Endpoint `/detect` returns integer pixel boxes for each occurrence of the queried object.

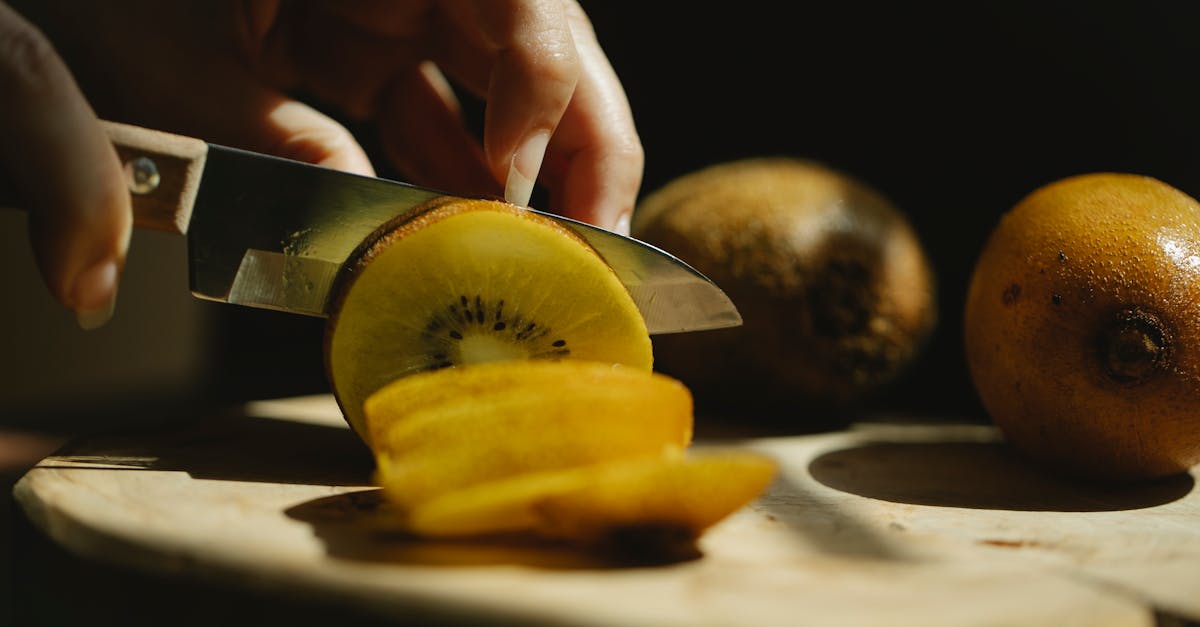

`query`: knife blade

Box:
[2,121,741,334]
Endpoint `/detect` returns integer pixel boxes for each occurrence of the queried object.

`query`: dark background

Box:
[8,3,1200,625]
[206,2,1200,419]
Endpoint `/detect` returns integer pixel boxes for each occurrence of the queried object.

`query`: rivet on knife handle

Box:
[102,121,208,235]
[0,120,209,235]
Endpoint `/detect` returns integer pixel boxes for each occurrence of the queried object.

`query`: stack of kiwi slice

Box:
[364,360,776,545]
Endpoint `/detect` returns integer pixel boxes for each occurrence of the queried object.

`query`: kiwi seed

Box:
[418,294,570,370]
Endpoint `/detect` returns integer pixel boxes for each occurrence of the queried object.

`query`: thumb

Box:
[0,3,131,329]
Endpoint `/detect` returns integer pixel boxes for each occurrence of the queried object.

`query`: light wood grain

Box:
[0,122,207,233]
[103,121,208,234]
[14,396,1200,626]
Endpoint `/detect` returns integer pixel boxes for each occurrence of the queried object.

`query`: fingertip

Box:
[504,130,550,207]
[613,212,631,236]
[25,134,133,311]
[77,161,132,330]
[72,258,118,330]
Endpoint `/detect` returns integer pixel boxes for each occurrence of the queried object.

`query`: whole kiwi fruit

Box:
[633,158,937,418]
[964,172,1200,481]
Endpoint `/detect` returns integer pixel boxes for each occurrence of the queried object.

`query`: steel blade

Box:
[187,145,441,314]
[534,210,742,334]
[188,145,741,333]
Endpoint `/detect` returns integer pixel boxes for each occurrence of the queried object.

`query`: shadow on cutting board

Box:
[40,413,376,487]
[285,489,703,571]
[808,441,1195,512]
[37,411,705,571]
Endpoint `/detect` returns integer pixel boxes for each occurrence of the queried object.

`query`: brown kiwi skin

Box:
[964,173,1200,481]
[633,158,937,422]
[322,197,595,427]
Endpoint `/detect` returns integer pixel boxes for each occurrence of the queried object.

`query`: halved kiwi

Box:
[326,198,654,441]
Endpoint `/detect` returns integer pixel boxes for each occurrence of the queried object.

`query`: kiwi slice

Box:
[405,450,778,542]
[366,360,694,508]
[326,198,654,441]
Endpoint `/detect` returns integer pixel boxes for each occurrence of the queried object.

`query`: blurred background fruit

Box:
[633,158,936,421]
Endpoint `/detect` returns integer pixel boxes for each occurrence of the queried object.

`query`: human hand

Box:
[0,1,131,329]
[5,0,644,328]
[234,0,645,231]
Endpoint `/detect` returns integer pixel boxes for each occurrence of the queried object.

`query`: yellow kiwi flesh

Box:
[367,360,694,508]
[361,359,776,542]
[406,450,778,540]
[326,199,653,442]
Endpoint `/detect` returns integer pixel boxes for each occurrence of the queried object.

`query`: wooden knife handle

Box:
[104,121,209,234]
[0,120,209,235]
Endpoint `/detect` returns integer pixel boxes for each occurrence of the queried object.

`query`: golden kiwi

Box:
[362,359,777,544]
[366,360,693,509]
[406,449,778,542]
[965,172,1200,481]
[325,198,653,442]
[633,158,937,415]
[324,199,778,547]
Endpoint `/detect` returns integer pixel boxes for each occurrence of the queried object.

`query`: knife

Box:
[1,121,740,334]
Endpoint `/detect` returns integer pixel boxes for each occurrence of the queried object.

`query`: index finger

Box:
[442,0,581,207]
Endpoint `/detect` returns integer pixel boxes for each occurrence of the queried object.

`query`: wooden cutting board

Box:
[13,395,1200,626]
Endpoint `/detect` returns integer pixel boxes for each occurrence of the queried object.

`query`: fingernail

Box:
[614,212,632,236]
[72,259,118,330]
[505,130,551,207]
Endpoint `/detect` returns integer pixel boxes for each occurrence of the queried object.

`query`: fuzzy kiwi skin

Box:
[633,158,937,418]
[964,173,1200,481]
